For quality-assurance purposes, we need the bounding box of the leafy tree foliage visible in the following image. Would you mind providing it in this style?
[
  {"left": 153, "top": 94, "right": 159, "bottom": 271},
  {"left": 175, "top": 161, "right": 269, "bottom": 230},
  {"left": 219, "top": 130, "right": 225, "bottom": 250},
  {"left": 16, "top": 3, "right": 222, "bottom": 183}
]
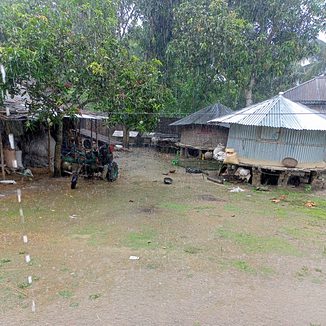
[
  {"left": 0, "top": 0, "right": 169, "bottom": 173},
  {"left": 227, "top": 0, "right": 325, "bottom": 105},
  {"left": 82, "top": 43, "right": 170, "bottom": 147},
  {"left": 0, "top": 0, "right": 325, "bottom": 171},
  {"left": 168, "top": 0, "right": 249, "bottom": 112}
]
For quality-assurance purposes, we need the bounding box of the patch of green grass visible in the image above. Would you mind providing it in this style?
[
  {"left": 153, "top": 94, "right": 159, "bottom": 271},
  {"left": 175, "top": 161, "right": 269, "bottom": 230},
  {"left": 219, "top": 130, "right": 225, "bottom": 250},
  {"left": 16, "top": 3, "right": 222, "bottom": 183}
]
[
  {"left": 232, "top": 260, "right": 255, "bottom": 273},
  {"left": 311, "top": 278, "right": 323, "bottom": 284},
  {"left": 89, "top": 293, "right": 101, "bottom": 300},
  {"left": 296, "top": 266, "right": 309, "bottom": 278},
  {"left": 274, "top": 207, "right": 288, "bottom": 218},
  {"left": 69, "top": 302, "right": 79, "bottom": 308},
  {"left": 159, "top": 202, "right": 189, "bottom": 213},
  {"left": 71, "top": 225, "right": 109, "bottom": 246},
  {"left": 223, "top": 203, "right": 241, "bottom": 213},
  {"left": 146, "top": 263, "right": 159, "bottom": 270},
  {"left": 281, "top": 227, "right": 321, "bottom": 239},
  {"left": 58, "top": 290, "right": 73, "bottom": 299},
  {"left": 304, "top": 207, "right": 326, "bottom": 220},
  {"left": 286, "top": 196, "right": 326, "bottom": 220},
  {"left": 125, "top": 229, "right": 156, "bottom": 249},
  {"left": 184, "top": 246, "right": 202, "bottom": 254},
  {"left": 17, "top": 282, "right": 31, "bottom": 289},
  {"left": 259, "top": 266, "right": 276, "bottom": 276},
  {"left": 216, "top": 228, "right": 300, "bottom": 256},
  {"left": 0, "top": 258, "right": 11, "bottom": 266},
  {"left": 193, "top": 205, "right": 215, "bottom": 211}
]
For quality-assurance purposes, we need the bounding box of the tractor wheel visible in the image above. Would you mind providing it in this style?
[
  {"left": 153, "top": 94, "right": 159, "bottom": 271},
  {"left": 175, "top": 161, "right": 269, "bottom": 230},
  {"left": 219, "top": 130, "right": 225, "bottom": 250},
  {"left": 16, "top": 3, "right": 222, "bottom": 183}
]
[{"left": 107, "top": 162, "right": 119, "bottom": 182}]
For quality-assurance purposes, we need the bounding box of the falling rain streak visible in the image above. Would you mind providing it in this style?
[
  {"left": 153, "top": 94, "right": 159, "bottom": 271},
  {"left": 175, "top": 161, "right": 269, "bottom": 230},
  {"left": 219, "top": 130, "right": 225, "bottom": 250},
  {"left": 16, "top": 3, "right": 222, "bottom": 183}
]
[{"left": 1, "top": 63, "right": 36, "bottom": 313}]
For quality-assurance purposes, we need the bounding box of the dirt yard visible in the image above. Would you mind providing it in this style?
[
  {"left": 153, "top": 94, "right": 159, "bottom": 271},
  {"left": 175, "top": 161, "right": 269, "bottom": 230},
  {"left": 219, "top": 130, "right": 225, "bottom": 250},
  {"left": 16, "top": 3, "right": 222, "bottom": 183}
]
[{"left": 0, "top": 148, "right": 326, "bottom": 326}]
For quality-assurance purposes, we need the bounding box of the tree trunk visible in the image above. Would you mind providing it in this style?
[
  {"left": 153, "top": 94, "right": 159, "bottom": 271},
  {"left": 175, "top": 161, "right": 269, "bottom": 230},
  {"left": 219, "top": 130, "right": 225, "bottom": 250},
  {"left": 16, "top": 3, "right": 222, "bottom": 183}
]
[
  {"left": 48, "top": 126, "right": 51, "bottom": 174},
  {"left": 244, "top": 76, "right": 255, "bottom": 107},
  {"left": 53, "top": 120, "right": 63, "bottom": 177},
  {"left": 122, "top": 125, "right": 130, "bottom": 149}
]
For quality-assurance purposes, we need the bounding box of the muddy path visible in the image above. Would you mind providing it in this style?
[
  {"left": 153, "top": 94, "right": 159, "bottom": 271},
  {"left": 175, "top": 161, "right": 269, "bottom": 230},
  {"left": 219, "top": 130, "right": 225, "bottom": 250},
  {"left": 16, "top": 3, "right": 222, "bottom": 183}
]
[{"left": 1, "top": 148, "right": 326, "bottom": 326}]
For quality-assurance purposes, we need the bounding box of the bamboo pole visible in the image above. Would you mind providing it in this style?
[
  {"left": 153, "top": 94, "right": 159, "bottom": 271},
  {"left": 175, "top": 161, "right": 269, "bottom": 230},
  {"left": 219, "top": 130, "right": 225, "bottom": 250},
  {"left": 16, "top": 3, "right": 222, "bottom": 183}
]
[
  {"left": 95, "top": 119, "right": 98, "bottom": 148},
  {"left": 0, "top": 131, "right": 5, "bottom": 180}
]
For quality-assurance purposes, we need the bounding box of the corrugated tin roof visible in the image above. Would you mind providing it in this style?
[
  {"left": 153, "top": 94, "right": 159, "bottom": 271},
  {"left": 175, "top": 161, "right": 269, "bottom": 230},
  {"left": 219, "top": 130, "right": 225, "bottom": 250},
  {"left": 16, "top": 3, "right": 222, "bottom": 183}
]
[
  {"left": 169, "top": 103, "right": 232, "bottom": 126},
  {"left": 0, "top": 93, "right": 29, "bottom": 120},
  {"left": 112, "top": 130, "right": 139, "bottom": 138},
  {"left": 209, "top": 95, "right": 326, "bottom": 131},
  {"left": 283, "top": 75, "right": 326, "bottom": 103}
]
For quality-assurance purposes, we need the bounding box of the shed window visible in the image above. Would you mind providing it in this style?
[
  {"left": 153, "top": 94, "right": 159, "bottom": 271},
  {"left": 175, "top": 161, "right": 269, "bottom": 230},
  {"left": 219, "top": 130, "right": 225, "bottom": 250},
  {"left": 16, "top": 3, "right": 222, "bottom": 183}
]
[{"left": 260, "top": 127, "right": 280, "bottom": 141}]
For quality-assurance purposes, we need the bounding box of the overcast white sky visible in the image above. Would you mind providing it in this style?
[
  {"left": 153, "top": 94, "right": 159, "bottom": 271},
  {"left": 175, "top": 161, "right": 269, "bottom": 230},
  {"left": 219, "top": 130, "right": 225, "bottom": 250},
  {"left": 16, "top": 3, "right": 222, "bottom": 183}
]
[{"left": 318, "top": 31, "right": 326, "bottom": 42}]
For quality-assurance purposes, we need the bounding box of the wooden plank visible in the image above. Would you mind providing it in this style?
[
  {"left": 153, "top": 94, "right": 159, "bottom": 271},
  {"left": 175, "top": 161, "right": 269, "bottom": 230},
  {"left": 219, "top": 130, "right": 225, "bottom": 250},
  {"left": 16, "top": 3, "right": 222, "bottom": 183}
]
[{"left": 0, "top": 131, "right": 5, "bottom": 180}]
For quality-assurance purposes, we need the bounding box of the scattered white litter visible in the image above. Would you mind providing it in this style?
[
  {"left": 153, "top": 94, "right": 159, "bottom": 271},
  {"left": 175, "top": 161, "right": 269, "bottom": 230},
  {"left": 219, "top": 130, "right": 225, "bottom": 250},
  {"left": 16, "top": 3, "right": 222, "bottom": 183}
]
[
  {"left": 8, "top": 134, "right": 15, "bottom": 149},
  {"left": 28, "top": 276, "right": 33, "bottom": 284},
  {"left": 69, "top": 214, "right": 78, "bottom": 219},
  {"left": 0, "top": 180, "right": 16, "bottom": 184},
  {"left": 31, "top": 300, "right": 36, "bottom": 313},
  {"left": 229, "top": 186, "right": 245, "bottom": 193},
  {"left": 129, "top": 256, "right": 140, "bottom": 260},
  {"left": 17, "top": 189, "right": 22, "bottom": 202},
  {"left": 25, "top": 254, "right": 31, "bottom": 263},
  {"left": 23, "top": 235, "right": 28, "bottom": 243}
]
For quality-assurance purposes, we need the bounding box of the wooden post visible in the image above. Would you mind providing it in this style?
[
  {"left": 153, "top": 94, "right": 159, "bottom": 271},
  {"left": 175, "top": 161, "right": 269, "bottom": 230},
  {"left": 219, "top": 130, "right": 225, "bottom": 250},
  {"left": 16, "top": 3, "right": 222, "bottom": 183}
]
[
  {"left": 278, "top": 171, "right": 290, "bottom": 187},
  {"left": 251, "top": 167, "right": 261, "bottom": 187},
  {"left": 95, "top": 119, "right": 98, "bottom": 148},
  {"left": 78, "top": 118, "right": 81, "bottom": 148},
  {"left": 90, "top": 119, "right": 93, "bottom": 148},
  {"left": 48, "top": 126, "right": 51, "bottom": 174},
  {"left": 0, "top": 131, "right": 5, "bottom": 180},
  {"left": 185, "top": 147, "right": 189, "bottom": 158},
  {"left": 122, "top": 125, "right": 129, "bottom": 148}
]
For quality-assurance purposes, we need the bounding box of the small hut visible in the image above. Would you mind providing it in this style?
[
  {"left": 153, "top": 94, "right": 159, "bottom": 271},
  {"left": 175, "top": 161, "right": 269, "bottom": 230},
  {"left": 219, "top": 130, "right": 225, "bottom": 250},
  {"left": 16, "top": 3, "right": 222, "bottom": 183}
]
[
  {"left": 283, "top": 75, "right": 326, "bottom": 115},
  {"left": 170, "top": 103, "right": 232, "bottom": 158},
  {"left": 209, "top": 94, "right": 326, "bottom": 187}
]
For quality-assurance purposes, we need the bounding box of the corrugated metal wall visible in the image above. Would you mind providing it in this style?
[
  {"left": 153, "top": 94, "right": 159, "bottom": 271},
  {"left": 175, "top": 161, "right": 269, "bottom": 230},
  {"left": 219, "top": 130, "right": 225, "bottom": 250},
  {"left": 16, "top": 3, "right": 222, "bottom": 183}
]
[{"left": 227, "top": 124, "right": 326, "bottom": 163}]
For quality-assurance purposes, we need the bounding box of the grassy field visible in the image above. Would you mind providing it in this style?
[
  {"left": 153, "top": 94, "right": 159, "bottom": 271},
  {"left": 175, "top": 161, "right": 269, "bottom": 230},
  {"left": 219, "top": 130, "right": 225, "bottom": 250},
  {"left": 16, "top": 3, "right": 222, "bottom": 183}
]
[{"left": 0, "top": 148, "right": 325, "bottom": 325}]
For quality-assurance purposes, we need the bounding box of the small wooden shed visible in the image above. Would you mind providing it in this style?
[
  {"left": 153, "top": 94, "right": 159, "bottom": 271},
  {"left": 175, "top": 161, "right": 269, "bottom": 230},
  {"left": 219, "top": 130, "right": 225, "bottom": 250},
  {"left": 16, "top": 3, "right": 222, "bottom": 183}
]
[{"left": 170, "top": 103, "right": 232, "bottom": 158}]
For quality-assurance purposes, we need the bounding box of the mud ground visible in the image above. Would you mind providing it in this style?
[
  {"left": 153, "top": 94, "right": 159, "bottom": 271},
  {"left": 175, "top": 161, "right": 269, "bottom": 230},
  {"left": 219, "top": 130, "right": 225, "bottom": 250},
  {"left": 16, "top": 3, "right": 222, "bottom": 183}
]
[{"left": 0, "top": 148, "right": 326, "bottom": 326}]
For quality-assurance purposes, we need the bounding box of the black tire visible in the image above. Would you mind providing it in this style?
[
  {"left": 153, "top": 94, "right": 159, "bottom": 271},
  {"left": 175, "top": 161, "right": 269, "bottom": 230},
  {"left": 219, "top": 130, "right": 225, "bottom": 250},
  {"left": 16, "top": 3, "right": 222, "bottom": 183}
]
[
  {"left": 71, "top": 174, "right": 78, "bottom": 189},
  {"left": 107, "top": 162, "right": 119, "bottom": 182}
]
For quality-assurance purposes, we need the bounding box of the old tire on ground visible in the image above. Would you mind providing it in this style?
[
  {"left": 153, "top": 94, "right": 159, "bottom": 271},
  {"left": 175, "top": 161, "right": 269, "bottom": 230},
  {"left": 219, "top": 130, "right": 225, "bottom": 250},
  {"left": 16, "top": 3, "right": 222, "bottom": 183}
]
[{"left": 107, "top": 162, "right": 119, "bottom": 182}]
